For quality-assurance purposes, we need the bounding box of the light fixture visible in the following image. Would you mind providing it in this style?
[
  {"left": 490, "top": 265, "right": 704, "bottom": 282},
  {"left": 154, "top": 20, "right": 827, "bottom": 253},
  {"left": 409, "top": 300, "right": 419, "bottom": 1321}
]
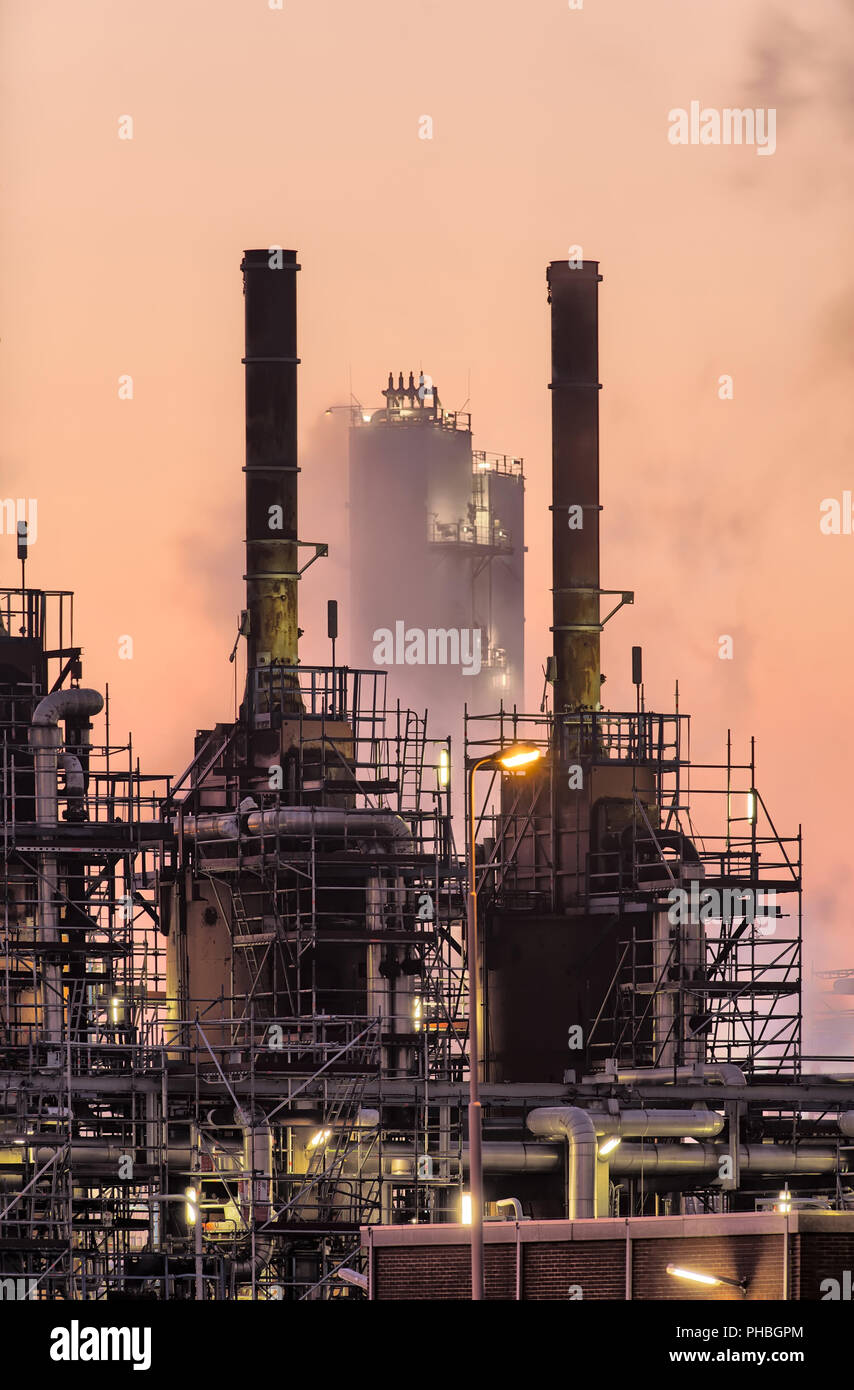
[
  {"left": 185, "top": 1187, "right": 197, "bottom": 1225},
  {"left": 307, "top": 1128, "right": 331, "bottom": 1150},
  {"left": 438, "top": 749, "right": 450, "bottom": 788},
  {"left": 666, "top": 1263, "right": 746, "bottom": 1291},
  {"left": 747, "top": 790, "right": 757, "bottom": 824},
  {"left": 110, "top": 996, "right": 122, "bottom": 1026},
  {"left": 498, "top": 745, "right": 542, "bottom": 770},
  {"left": 777, "top": 1187, "right": 792, "bottom": 1214},
  {"left": 461, "top": 1192, "right": 473, "bottom": 1225},
  {"left": 598, "top": 1134, "right": 621, "bottom": 1157},
  {"left": 413, "top": 997, "right": 423, "bottom": 1033}
]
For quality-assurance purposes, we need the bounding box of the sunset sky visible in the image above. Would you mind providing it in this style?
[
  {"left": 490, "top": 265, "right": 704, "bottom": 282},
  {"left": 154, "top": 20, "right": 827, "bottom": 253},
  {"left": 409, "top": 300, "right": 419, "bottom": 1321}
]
[{"left": 2, "top": 0, "right": 853, "bottom": 1045}]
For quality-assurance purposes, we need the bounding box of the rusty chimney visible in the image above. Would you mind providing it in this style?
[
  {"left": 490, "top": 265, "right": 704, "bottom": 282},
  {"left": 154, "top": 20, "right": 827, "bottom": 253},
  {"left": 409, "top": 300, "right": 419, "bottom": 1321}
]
[
  {"left": 241, "top": 248, "right": 301, "bottom": 710},
  {"left": 547, "top": 259, "right": 602, "bottom": 716}
]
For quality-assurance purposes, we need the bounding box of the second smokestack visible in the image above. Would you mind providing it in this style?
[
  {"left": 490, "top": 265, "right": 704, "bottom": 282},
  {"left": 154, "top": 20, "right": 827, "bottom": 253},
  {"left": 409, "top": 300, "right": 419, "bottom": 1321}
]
[
  {"left": 547, "top": 259, "right": 602, "bottom": 715},
  {"left": 242, "top": 248, "right": 301, "bottom": 704}
]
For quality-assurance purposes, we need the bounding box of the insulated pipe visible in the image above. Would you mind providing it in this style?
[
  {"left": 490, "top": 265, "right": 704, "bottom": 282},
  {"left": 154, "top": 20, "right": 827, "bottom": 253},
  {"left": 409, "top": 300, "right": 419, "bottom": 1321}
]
[
  {"left": 58, "top": 753, "right": 84, "bottom": 804},
  {"left": 236, "top": 1107, "right": 274, "bottom": 1225},
  {"left": 528, "top": 1107, "right": 597, "bottom": 1218},
  {"left": 179, "top": 806, "right": 412, "bottom": 846},
  {"left": 609, "top": 1143, "right": 841, "bottom": 1177},
  {"left": 528, "top": 1107, "right": 724, "bottom": 1141},
  {"left": 528, "top": 1106, "right": 725, "bottom": 1218},
  {"left": 29, "top": 689, "right": 104, "bottom": 1040},
  {"left": 590, "top": 1110, "right": 724, "bottom": 1139},
  {"left": 584, "top": 1064, "right": 747, "bottom": 1087}
]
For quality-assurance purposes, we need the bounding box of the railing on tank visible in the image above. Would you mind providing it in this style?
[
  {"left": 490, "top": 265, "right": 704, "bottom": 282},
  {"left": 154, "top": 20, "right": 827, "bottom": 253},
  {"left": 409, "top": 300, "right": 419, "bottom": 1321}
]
[
  {"left": 472, "top": 451, "right": 524, "bottom": 478},
  {"left": 0, "top": 587, "right": 75, "bottom": 651}
]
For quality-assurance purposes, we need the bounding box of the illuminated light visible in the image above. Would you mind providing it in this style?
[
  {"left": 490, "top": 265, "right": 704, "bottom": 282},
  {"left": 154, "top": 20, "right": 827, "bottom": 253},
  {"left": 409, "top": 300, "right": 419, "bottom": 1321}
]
[
  {"left": 307, "top": 1128, "right": 331, "bottom": 1151},
  {"left": 598, "top": 1134, "right": 621, "bottom": 1157},
  {"left": 666, "top": 1264, "right": 746, "bottom": 1291},
  {"left": 499, "top": 746, "right": 542, "bottom": 770},
  {"left": 362, "top": 412, "right": 371, "bottom": 423},
  {"left": 110, "top": 997, "right": 122, "bottom": 1025},
  {"left": 778, "top": 1188, "right": 792, "bottom": 1214},
  {"left": 747, "top": 790, "right": 757, "bottom": 824},
  {"left": 185, "top": 1187, "right": 197, "bottom": 1225},
  {"left": 413, "top": 997, "right": 423, "bottom": 1033},
  {"left": 438, "top": 749, "right": 450, "bottom": 788},
  {"left": 666, "top": 1265, "right": 721, "bottom": 1287},
  {"left": 461, "top": 1192, "right": 472, "bottom": 1225}
]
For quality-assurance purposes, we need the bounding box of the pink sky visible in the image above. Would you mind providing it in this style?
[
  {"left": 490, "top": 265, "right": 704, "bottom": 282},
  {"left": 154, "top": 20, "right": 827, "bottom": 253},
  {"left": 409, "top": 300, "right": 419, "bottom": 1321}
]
[{"left": 3, "top": 0, "right": 853, "bottom": 1046}]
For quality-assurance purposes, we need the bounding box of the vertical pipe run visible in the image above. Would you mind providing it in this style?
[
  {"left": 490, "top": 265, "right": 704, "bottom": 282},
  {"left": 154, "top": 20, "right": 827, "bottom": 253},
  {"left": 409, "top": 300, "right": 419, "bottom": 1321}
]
[
  {"left": 242, "top": 248, "right": 302, "bottom": 710},
  {"left": 547, "top": 261, "right": 602, "bottom": 715}
]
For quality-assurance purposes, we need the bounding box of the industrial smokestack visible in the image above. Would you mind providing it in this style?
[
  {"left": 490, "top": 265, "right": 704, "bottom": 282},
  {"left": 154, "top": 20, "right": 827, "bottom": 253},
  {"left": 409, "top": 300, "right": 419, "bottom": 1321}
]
[
  {"left": 242, "top": 248, "right": 301, "bottom": 707},
  {"left": 547, "top": 260, "right": 602, "bottom": 714}
]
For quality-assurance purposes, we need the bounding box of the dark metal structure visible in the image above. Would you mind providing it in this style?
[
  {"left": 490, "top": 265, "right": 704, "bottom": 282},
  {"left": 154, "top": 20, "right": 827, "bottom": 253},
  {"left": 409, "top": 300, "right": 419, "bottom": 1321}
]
[{"left": 0, "top": 249, "right": 846, "bottom": 1306}]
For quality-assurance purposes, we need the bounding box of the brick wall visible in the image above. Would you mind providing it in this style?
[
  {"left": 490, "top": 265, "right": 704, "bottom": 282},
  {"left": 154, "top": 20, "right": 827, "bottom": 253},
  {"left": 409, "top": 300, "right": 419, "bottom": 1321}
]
[
  {"left": 796, "top": 1233, "right": 854, "bottom": 1299},
  {"left": 632, "top": 1235, "right": 784, "bottom": 1300},
  {"left": 367, "top": 1216, "right": 853, "bottom": 1300},
  {"left": 523, "top": 1239, "right": 624, "bottom": 1300},
  {"left": 374, "top": 1244, "right": 516, "bottom": 1300}
]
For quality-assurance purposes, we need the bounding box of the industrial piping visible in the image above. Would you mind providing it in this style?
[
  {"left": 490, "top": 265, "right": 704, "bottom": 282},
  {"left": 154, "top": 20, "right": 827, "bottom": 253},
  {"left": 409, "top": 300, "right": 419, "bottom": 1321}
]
[
  {"left": 178, "top": 806, "right": 412, "bottom": 845},
  {"left": 29, "top": 689, "right": 104, "bottom": 1039},
  {"left": 527, "top": 1106, "right": 725, "bottom": 1218}
]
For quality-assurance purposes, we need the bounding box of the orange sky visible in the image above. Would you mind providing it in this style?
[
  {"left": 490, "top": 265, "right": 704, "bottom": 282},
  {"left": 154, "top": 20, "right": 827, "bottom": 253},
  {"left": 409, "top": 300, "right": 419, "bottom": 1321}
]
[{"left": 2, "top": 0, "right": 853, "bottom": 1047}]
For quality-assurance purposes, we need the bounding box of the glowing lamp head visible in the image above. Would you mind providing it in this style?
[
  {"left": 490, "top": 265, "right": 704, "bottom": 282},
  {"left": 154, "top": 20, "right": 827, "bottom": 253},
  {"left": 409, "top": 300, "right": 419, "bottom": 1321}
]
[
  {"left": 598, "top": 1134, "right": 621, "bottom": 1157},
  {"left": 498, "top": 745, "right": 542, "bottom": 771}
]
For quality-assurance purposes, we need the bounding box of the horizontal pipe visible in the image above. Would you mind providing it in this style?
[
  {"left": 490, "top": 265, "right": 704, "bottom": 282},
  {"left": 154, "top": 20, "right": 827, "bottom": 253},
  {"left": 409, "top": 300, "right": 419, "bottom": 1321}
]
[
  {"left": 581, "top": 1067, "right": 751, "bottom": 1089},
  {"left": 179, "top": 807, "right": 411, "bottom": 845},
  {"left": 583, "top": 1065, "right": 747, "bottom": 1087},
  {"left": 610, "top": 1143, "right": 842, "bottom": 1177},
  {"left": 528, "top": 1107, "right": 724, "bottom": 1141}
]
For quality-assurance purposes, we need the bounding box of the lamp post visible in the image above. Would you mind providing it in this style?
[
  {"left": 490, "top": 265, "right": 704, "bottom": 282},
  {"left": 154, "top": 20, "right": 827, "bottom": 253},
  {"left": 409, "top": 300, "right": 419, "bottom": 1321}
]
[{"left": 465, "top": 743, "right": 541, "bottom": 1300}]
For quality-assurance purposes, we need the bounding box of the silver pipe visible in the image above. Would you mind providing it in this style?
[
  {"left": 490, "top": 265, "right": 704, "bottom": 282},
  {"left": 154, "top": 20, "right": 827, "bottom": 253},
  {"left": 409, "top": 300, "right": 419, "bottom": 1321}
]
[
  {"left": 29, "top": 689, "right": 103, "bottom": 1040},
  {"left": 610, "top": 1143, "right": 841, "bottom": 1176},
  {"left": 528, "top": 1106, "right": 727, "bottom": 1218},
  {"left": 527, "top": 1108, "right": 597, "bottom": 1218},
  {"left": 584, "top": 1064, "right": 747, "bottom": 1087},
  {"left": 58, "top": 753, "right": 84, "bottom": 803},
  {"left": 179, "top": 806, "right": 412, "bottom": 845},
  {"left": 528, "top": 1107, "right": 724, "bottom": 1141}
]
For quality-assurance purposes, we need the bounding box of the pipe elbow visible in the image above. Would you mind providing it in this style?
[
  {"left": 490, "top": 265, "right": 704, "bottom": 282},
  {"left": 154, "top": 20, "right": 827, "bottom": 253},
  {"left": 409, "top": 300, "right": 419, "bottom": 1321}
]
[
  {"left": 527, "top": 1106, "right": 597, "bottom": 1147},
  {"left": 32, "top": 688, "right": 104, "bottom": 728}
]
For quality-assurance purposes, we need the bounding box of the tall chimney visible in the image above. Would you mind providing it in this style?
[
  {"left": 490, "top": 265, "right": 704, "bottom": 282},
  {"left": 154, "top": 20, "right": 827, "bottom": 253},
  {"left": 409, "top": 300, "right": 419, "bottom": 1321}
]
[
  {"left": 242, "top": 248, "right": 301, "bottom": 706},
  {"left": 547, "top": 260, "right": 602, "bottom": 715}
]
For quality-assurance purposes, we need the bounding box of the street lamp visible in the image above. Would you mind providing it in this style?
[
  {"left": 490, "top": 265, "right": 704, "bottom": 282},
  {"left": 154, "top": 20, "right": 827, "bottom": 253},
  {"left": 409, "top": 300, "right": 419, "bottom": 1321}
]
[
  {"left": 666, "top": 1264, "right": 748, "bottom": 1292},
  {"left": 465, "top": 742, "right": 542, "bottom": 1299}
]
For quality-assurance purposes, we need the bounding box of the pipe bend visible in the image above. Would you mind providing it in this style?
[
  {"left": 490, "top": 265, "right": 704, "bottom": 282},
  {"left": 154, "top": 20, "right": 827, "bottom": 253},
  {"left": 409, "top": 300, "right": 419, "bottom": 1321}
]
[{"left": 31, "top": 689, "right": 104, "bottom": 728}]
